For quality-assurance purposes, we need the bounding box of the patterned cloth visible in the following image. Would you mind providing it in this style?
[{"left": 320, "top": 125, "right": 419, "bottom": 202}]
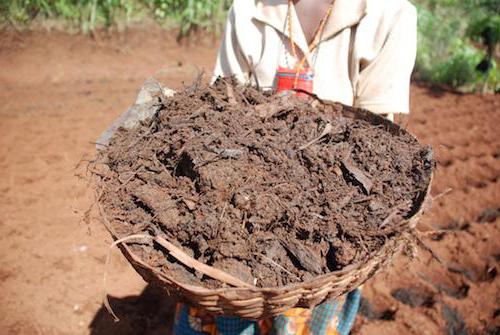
[{"left": 173, "top": 289, "right": 360, "bottom": 335}]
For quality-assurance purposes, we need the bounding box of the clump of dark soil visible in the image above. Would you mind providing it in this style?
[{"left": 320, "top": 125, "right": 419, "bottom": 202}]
[{"left": 95, "top": 80, "right": 432, "bottom": 288}]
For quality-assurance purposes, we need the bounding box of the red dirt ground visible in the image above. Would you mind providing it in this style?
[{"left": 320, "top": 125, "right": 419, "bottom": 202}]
[{"left": 0, "top": 28, "right": 498, "bottom": 335}]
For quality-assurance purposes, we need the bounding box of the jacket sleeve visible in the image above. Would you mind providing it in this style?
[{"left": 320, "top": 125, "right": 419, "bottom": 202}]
[
  {"left": 212, "top": 6, "right": 250, "bottom": 84},
  {"left": 354, "top": 4, "right": 417, "bottom": 115}
]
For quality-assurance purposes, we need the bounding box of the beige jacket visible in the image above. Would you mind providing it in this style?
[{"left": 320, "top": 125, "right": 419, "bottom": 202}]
[{"left": 213, "top": 0, "right": 417, "bottom": 116}]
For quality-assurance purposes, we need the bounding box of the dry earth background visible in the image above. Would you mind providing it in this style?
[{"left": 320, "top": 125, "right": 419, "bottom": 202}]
[{"left": 0, "top": 28, "right": 498, "bottom": 335}]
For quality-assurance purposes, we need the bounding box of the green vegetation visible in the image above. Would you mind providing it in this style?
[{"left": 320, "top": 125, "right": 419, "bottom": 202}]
[
  {"left": 149, "top": 0, "right": 229, "bottom": 36},
  {"left": 414, "top": 0, "right": 499, "bottom": 92},
  {"left": 0, "top": 0, "right": 498, "bottom": 92},
  {"left": 0, "top": 0, "right": 146, "bottom": 31},
  {"left": 0, "top": 0, "right": 230, "bottom": 33}
]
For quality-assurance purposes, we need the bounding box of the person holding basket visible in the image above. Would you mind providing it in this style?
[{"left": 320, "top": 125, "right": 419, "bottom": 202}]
[{"left": 173, "top": 0, "right": 417, "bottom": 334}]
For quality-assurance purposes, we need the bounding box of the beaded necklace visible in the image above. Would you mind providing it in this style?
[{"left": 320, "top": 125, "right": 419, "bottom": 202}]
[{"left": 286, "top": 0, "right": 335, "bottom": 86}]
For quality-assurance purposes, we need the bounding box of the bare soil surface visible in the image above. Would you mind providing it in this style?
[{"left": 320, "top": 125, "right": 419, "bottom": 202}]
[{"left": 0, "top": 28, "right": 498, "bottom": 334}]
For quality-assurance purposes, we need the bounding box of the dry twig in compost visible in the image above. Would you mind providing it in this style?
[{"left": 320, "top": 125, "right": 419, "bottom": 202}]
[
  {"left": 340, "top": 156, "right": 373, "bottom": 194},
  {"left": 298, "top": 123, "right": 334, "bottom": 150},
  {"left": 153, "top": 235, "right": 254, "bottom": 288}
]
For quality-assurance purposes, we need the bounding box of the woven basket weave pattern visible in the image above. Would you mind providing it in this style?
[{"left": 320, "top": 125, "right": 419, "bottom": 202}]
[
  {"left": 115, "top": 229, "right": 415, "bottom": 319},
  {"left": 101, "top": 103, "right": 432, "bottom": 320}
]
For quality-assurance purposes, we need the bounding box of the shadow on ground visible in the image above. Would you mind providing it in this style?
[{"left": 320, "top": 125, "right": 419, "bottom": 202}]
[{"left": 89, "top": 285, "right": 175, "bottom": 335}]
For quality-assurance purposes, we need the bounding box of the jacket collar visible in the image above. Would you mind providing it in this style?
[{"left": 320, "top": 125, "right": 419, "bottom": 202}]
[{"left": 253, "top": 0, "right": 367, "bottom": 56}]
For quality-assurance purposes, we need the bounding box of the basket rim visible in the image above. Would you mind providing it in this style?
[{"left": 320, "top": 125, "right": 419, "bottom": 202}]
[
  {"left": 97, "top": 100, "right": 433, "bottom": 295},
  {"left": 111, "top": 222, "right": 416, "bottom": 294}
]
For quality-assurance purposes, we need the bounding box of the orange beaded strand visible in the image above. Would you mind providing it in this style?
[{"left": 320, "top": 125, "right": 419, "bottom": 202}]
[{"left": 286, "top": 0, "right": 335, "bottom": 87}]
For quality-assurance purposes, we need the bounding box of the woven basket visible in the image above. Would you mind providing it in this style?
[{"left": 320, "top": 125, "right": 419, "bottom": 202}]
[{"left": 98, "top": 101, "right": 433, "bottom": 320}]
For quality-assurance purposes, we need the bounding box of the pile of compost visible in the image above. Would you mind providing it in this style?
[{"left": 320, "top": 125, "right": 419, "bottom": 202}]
[{"left": 95, "top": 80, "right": 433, "bottom": 288}]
